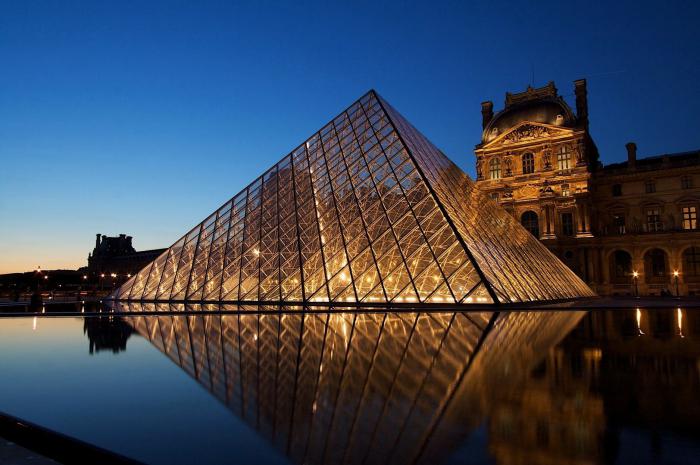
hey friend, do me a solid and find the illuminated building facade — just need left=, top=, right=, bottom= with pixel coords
left=475, top=80, right=700, bottom=296
left=111, top=90, right=592, bottom=305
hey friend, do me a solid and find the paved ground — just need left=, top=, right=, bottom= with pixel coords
left=0, top=439, right=57, bottom=465
left=536, top=296, right=700, bottom=309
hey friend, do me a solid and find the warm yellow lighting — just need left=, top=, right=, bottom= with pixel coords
left=673, top=270, right=679, bottom=277
left=253, top=248, right=260, bottom=256
left=632, top=271, right=639, bottom=278
left=43, top=275, right=48, bottom=280
left=636, top=308, right=644, bottom=335
left=110, top=273, right=117, bottom=278
left=83, top=275, right=88, bottom=280
left=100, top=273, right=105, bottom=278
left=35, top=266, right=41, bottom=272
left=678, top=307, right=684, bottom=338
left=127, top=273, right=131, bottom=278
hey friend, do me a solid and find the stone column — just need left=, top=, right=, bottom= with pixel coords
left=576, top=204, right=583, bottom=235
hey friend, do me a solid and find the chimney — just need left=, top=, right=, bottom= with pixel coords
left=626, top=142, right=637, bottom=168
left=95, top=233, right=101, bottom=249
left=574, top=79, right=588, bottom=129
left=481, top=101, right=494, bottom=129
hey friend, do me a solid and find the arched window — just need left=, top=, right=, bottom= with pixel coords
left=489, top=158, right=501, bottom=180
left=522, top=153, right=535, bottom=174
left=644, top=248, right=668, bottom=282
left=610, top=250, right=632, bottom=283
left=683, top=246, right=700, bottom=277
left=557, top=145, right=572, bottom=171
left=521, top=211, right=539, bottom=237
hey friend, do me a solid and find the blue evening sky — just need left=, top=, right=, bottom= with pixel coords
left=1, top=0, right=699, bottom=273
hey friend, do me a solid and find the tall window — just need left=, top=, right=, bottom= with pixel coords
left=681, top=175, right=693, bottom=189
left=612, top=250, right=632, bottom=283
left=561, top=212, right=574, bottom=236
left=557, top=146, right=572, bottom=171
left=613, top=213, right=626, bottom=234
left=489, top=158, right=501, bottom=180
left=522, top=153, right=535, bottom=174
left=645, top=179, right=656, bottom=193
left=561, top=184, right=570, bottom=197
left=521, top=211, right=540, bottom=237
left=645, top=248, right=667, bottom=279
left=646, top=208, right=662, bottom=232
left=683, top=247, right=700, bottom=277
left=682, top=206, right=698, bottom=230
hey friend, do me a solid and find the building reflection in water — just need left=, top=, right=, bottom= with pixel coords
left=486, top=307, right=700, bottom=465
left=116, top=304, right=583, bottom=464
left=83, top=316, right=134, bottom=354
left=84, top=304, right=700, bottom=464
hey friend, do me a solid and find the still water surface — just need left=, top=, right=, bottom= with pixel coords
left=0, top=307, right=699, bottom=464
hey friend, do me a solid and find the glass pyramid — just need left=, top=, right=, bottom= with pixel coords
left=110, top=90, right=594, bottom=305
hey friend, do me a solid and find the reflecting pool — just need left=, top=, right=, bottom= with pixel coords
left=1, top=306, right=700, bottom=464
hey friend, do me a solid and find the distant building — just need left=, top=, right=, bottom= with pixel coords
left=87, top=233, right=165, bottom=277
left=475, top=80, right=700, bottom=296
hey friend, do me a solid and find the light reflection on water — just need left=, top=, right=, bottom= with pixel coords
left=1, top=306, right=700, bottom=465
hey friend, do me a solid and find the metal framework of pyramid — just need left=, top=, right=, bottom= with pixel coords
left=110, top=90, right=594, bottom=305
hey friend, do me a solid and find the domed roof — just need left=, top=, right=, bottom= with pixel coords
left=482, top=83, right=577, bottom=143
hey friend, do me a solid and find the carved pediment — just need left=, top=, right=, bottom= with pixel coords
left=484, top=122, right=574, bottom=148
left=514, top=185, right=539, bottom=200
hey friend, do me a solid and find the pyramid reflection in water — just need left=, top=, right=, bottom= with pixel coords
left=121, top=303, right=585, bottom=464
left=111, top=91, right=593, bottom=305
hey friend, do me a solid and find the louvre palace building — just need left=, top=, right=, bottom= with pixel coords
left=475, top=79, right=700, bottom=296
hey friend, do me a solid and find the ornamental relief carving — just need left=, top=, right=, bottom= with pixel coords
left=502, top=124, right=552, bottom=144
left=503, top=156, right=513, bottom=176
left=515, top=185, right=539, bottom=200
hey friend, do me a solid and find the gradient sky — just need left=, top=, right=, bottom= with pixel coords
left=1, top=0, right=699, bottom=274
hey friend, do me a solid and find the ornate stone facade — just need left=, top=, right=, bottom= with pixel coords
left=474, top=80, right=700, bottom=296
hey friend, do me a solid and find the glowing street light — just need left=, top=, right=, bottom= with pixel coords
left=110, top=273, right=117, bottom=278
left=673, top=270, right=680, bottom=297
left=632, top=271, right=639, bottom=298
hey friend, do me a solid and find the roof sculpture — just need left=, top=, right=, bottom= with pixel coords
left=110, top=90, right=594, bottom=305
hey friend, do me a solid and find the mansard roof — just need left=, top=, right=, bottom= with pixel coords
left=599, top=149, right=700, bottom=176
left=482, top=82, right=578, bottom=144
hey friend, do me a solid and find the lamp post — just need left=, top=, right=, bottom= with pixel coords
left=673, top=270, right=680, bottom=297
left=632, top=271, right=639, bottom=298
